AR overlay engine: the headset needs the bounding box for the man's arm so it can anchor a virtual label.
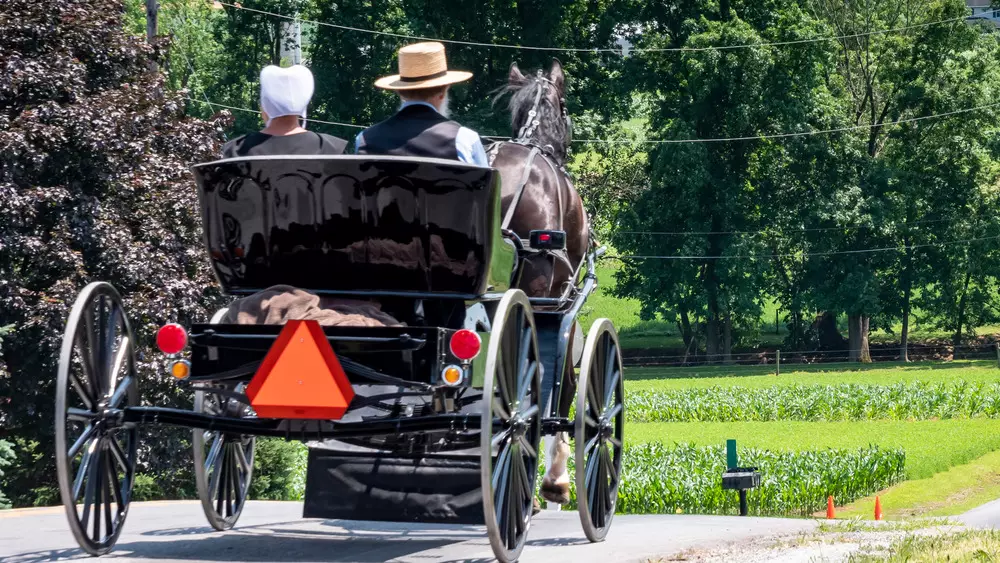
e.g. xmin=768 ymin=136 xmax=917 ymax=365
xmin=353 ymin=131 xmax=366 ymax=154
xmin=456 ymin=127 xmax=490 ymax=167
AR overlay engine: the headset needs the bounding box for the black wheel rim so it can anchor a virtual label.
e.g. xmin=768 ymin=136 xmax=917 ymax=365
xmin=482 ymin=293 xmax=541 ymax=562
xmin=576 ymin=323 xmax=624 ymax=541
xmin=193 ymin=389 xmax=255 ymax=531
xmin=56 ymin=283 xmax=138 ymax=555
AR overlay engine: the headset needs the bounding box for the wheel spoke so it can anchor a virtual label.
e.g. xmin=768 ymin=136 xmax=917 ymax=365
xmin=518 ymin=403 xmax=539 ymax=421
xmin=91 ymin=446 xmax=104 ymax=542
xmin=602 ymin=445 xmax=619 ymax=484
xmin=515 ymin=329 xmax=533 ymax=400
xmin=70 ymin=372 xmax=95 ymax=411
xmin=68 ymin=425 xmax=98 ymax=459
xmin=234 ymin=441 xmax=252 ymax=477
xmin=609 ymin=435 xmax=623 ymax=449
xmin=513 ymin=450 xmax=532 ymax=502
xmin=517 ymin=435 xmax=537 ymax=460
xmin=585 ymin=413 xmax=599 ymax=428
xmin=585 ymin=449 xmax=599 ymax=514
xmin=96 ymin=296 xmax=110 ymax=396
xmin=81 ymin=304 xmax=99 ymax=392
xmin=583 ymin=434 xmax=600 ymax=456
xmin=603 ymin=368 xmax=621 ymax=409
xmin=491 ymin=441 xmax=512 ymax=492
xmin=492 ymin=397 xmax=511 ymax=421
xmin=587 ymin=371 xmax=603 ymax=414
xmin=109 ymin=375 xmax=133 ymax=409
xmin=73 ymin=447 xmax=95 ymax=501
xmin=102 ymin=451 xmax=114 ymax=540
xmin=491 ymin=428 xmax=511 ymax=450
xmin=107 ymin=435 xmax=130 ymax=475
xmin=603 ymin=402 xmax=623 ymax=423
xmin=227 ymin=447 xmax=239 ymax=516
xmin=204 ymin=434 xmax=224 ymax=474
xmin=104 ymin=452 xmax=122 ymax=513
xmin=493 ymin=451 xmax=510 ymax=526
xmin=67 ymin=408 xmax=97 ymax=422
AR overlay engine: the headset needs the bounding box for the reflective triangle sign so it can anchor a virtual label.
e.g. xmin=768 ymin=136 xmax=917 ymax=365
xmin=246 ymin=320 xmax=355 ymax=420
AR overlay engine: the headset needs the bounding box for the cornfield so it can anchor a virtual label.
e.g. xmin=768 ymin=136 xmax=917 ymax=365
xmin=542 ymin=443 xmax=906 ymax=516
xmin=628 ymin=381 xmax=1000 ymax=423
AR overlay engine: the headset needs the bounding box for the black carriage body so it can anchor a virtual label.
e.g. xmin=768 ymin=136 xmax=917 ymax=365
xmin=192 ymin=155 xmax=516 ymax=298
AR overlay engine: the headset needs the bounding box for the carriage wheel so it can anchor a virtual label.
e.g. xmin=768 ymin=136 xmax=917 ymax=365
xmin=575 ymin=319 xmax=624 ymax=542
xmin=193 ymin=308 xmax=255 ymax=531
xmin=55 ymin=282 xmax=139 ymax=555
xmin=480 ymin=290 xmax=542 ymax=563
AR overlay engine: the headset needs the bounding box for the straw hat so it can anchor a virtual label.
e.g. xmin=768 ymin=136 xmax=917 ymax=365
xmin=375 ymin=42 xmax=473 ymax=90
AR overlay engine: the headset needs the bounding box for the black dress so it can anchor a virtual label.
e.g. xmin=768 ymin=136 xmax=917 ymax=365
xmin=221 ymin=131 xmax=348 ymax=158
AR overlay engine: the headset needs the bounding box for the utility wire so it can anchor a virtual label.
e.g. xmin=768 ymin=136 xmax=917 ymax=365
xmin=609 ymin=234 xmax=1000 ymax=260
xmin=214 ymin=1 xmax=972 ymax=54
xmin=187 ymin=97 xmax=1000 ymax=144
xmin=617 ymin=217 xmax=957 ymax=236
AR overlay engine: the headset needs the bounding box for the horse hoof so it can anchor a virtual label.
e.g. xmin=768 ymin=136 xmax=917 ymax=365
xmin=532 ymin=497 xmax=541 ymax=516
xmin=540 ymin=478 xmax=570 ymax=505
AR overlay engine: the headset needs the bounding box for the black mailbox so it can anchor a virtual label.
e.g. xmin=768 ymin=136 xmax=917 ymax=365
xmin=722 ymin=466 xmax=761 ymax=516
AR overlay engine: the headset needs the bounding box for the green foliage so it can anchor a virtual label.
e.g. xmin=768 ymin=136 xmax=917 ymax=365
xmin=552 ymin=443 xmax=904 ymax=517
xmin=629 ymin=381 xmax=1000 ymax=423
xmin=0 ymin=440 xmax=13 ymax=509
xmin=132 ymin=473 xmax=165 ymax=502
xmin=0 ymin=0 xmax=228 ymax=507
xmin=250 ymin=439 xmax=307 ymax=501
xmin=635 ymin=419 xmax=1000 ymax=480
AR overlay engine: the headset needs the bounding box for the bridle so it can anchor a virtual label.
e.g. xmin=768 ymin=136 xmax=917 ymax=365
xmin=513 ymin=69 xmax=572 ymax=151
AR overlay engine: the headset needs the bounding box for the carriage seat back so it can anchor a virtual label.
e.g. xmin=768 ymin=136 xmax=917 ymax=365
xmin=191 ymin=155 xmax=514 ymax=297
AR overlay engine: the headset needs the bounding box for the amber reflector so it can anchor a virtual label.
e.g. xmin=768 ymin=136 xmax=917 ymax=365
xmin=442 ymin=365 xmax=463 ymax=386
xmin=170 ymin=360 xmax=190 ymax=379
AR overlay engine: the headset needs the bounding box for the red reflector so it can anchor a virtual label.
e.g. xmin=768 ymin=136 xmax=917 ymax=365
xmin=246 ymin=320 xmax=355 ymax=420
xmin=540 ymin=233 xmax=551 ymax=242
xmin=156 ymin=323 xmax=187 ymax=355
xmin=450 ymin=329 xmax=482 ymax=361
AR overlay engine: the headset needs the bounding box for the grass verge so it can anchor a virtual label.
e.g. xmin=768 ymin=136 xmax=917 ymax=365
xmin=628 ymin=419 xmax=1000 ymax=479
xmin=847 ymin=529 xmax=1000 ymax=562
xmin=625 ymin=361 xmax=1000 ymax=392
xmin=835 ymin=449 xmax=1000 ymax=520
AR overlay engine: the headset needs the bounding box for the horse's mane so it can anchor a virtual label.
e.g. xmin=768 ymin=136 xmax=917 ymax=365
xmin=493 ymin=72 xmax=571 ymax=163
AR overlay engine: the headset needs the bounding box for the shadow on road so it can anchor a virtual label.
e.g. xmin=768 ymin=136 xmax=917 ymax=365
xmin=2 ymin=521 xmax=487 ymax=563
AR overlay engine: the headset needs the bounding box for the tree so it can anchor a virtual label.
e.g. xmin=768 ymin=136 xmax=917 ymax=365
xmin=0 ymin=0 xmax=227 ymax=506
xmin=613 ymin=0 xmax=839 ymax=361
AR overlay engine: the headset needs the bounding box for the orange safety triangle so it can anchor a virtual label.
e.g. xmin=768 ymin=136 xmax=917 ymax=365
xmin=246 ymin=320 xmax=355 ymax=420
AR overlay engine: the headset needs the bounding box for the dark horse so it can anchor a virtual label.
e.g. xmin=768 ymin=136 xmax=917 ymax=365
xmin=490 ymin=59 xmax=589 ymax=505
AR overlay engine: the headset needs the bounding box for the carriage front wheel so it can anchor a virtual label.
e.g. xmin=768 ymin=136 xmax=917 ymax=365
xmin=480 ymin=289 xmax=542 ymax=563
xmin=55 ymin=282 xmax=140 ymax=555
xmin=575 ymin=318 xmax=625 ymax=542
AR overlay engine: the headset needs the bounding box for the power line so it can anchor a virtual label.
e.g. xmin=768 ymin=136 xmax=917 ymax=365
xmin=215 ymin=1 xmax=971 ymax=54
xmin=608 ymin=234 xmax=1000 ymax=260
xmin=187 ymin=97 xmax=1000 ymax=144
xmin=617 ymin=218 xmax=956 ymax=236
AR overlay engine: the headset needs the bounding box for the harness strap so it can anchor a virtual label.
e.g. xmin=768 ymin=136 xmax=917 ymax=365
xmin=501 ymin=145 xmax=540 ymax=230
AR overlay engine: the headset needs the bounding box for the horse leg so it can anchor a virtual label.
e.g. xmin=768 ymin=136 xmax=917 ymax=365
xmin=540 ymin=325 xmax=578 ymax=505
xmin=540 ymin=431 xmax=571 ymax=504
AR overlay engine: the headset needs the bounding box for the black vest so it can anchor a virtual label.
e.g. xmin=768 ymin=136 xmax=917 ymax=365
xmin=358 ymin=104 xmax=462 ymax=160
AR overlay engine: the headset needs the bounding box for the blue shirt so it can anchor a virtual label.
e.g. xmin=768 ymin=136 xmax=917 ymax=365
xmin=354 ymin=101 xmax=489 ymax=167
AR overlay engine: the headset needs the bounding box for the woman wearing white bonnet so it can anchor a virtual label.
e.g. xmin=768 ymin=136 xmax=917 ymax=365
xmin=222 ymin=64 xmax=347 ymax=157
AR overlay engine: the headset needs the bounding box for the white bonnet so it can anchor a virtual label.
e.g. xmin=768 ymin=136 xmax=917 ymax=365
xmin=260 ymin=64 xmax=314 ymax=121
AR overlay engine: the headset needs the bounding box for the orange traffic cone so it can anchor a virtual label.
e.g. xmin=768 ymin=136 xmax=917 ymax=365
xmin=826 ymin=496 xmax=835 ymax=519
xmin=874 ymin=496 xmax=883 ymax=520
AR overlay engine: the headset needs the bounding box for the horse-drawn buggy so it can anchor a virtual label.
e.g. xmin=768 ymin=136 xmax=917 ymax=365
xmin=54 ymin=153 xmax=624 ymax=562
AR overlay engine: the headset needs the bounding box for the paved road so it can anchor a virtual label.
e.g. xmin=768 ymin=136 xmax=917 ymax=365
xmin=0 ymin=501 xmax=816 ymax=563
xmin=960 ymin=499 xmax=1000 ymax=529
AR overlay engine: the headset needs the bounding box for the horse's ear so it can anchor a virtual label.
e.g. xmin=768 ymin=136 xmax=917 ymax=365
xmin=550 ymin=59 xmax=565 ymax=91
xmin=508 ymin=63 xmax=525 ymax=84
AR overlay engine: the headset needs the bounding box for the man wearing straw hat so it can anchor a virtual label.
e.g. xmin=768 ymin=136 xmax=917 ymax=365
xmin=355 ymin=42 xmax=488 ymax=166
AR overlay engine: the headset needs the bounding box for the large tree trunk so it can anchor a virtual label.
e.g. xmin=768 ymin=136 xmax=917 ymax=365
xmin=954 ymin=270 xmax=973 ymax=346
xmin=705 ymin=314 xmax=721 ymax=363
xmin=723 ymin=311 xmax=733 ymax=364
xmin=848 ymin=314 xmax=872 ymax=363
xmin=679 ymin=308 xmax=693 ymax=349
xmin=900 ymin=242 xmax=913 ymax=362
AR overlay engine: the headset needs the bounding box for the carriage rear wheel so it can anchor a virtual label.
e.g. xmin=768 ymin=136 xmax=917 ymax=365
xmin=55 ymin=282 xmax=139 ymax=555
xmin=480 ymin=290 xmax=542 ymax=563
xmin=575 ymin=318 xmax=624 ymax=542
xmin=192 ymin=307 xmax=256 ymax=531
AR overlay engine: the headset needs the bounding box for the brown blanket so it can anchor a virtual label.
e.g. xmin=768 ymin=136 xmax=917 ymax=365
xmin=223 ymin=285 xmax=402 ymax=327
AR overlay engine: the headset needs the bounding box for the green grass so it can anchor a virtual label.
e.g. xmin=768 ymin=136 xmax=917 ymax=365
xmin=846 ymin=529 xmax=1000 ymax=562
xmin=628 ymin=419 xmax=1000 ymax=480
xmin=625 ymin=361 xmax=1000 ymax=392
xmin=837 ymin=449 xmax=1000 ymax=520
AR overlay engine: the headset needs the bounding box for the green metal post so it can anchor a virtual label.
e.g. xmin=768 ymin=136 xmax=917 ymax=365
xmin=726 ymin=439 xmax=738 ymax=470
